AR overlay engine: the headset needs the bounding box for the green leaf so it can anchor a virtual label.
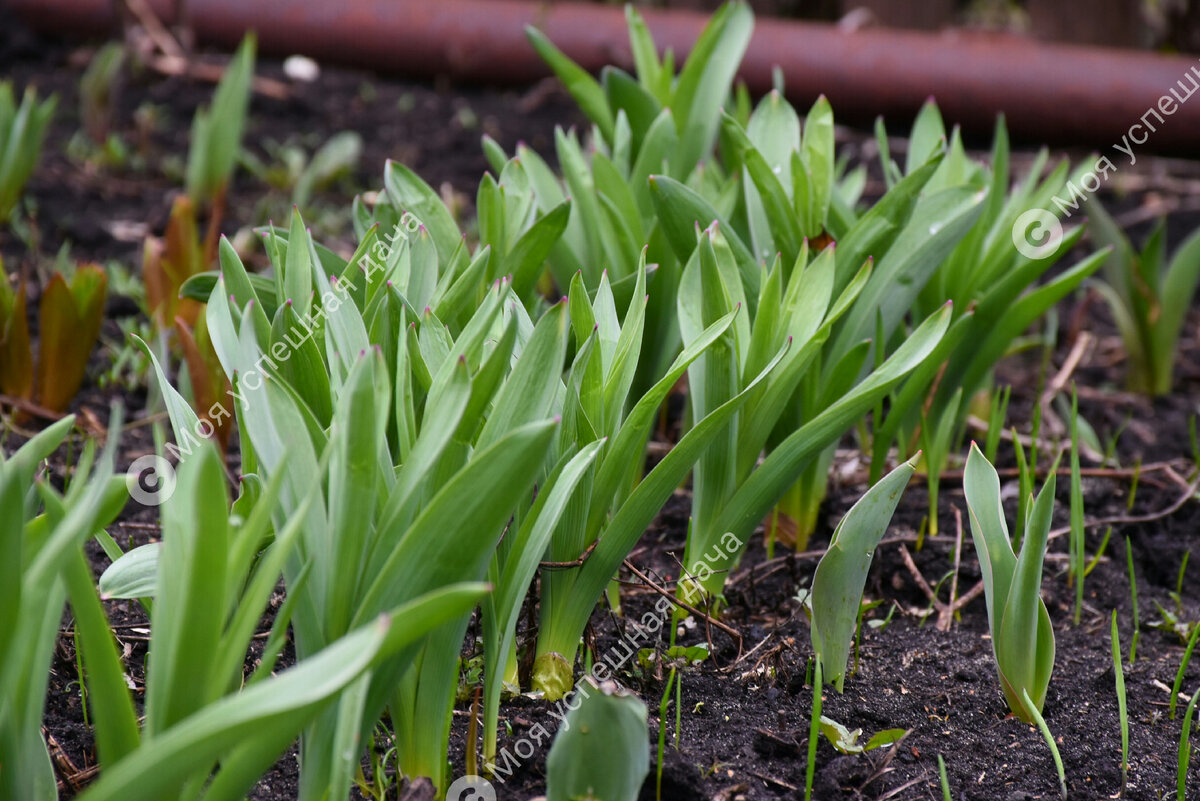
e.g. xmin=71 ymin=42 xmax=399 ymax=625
xmin=811 ymin=456 xmax=918 ymax=690
xmin=603 ymin=67 xmax=661 ymax=155
xmin=1153 ymin=226 xmax=1200 ymax=394
xmin=626 ymin=5 xmax=662 ymax=100
xmin=801 ymin=96 xmax=835 ymax=234
xmin=905 ymin=98 xmax=945 ymax=176
xmin=144 ymin=443 xmax=231 ymax=736
xmin=545 ymin=678 xmax=650 ymax=801
xmin=864 ymin=727 xmax=907 ymax=751
xmin=526 ymin=26 xmax=615 ymax=143
xmin=648 ymin=174 xmax=759 ymax=303
xmin=283 ymin=207 xmax=313 ymax=319
xmin=669 ymin=1 xmax=753 ymax=180
xmin=64 ymin=546 xmax=141 ymax=767
xmin=964 ymin=444 xmax=1056 ymax=723
xmin=507 ymin=199 xmax=572 ymax=300
xmin=711 ymin=303 xmax=951 ymax=564
xmin=98 ymin=542 xmax=159 ymax=600
xmin=384 ymin=160 xmax=461 ymax=264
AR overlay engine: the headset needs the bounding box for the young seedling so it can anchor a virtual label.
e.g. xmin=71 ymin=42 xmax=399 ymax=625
xmin=1126 ymin=536 xmax=1141 ymax=664
xmin=0 ymin=81 xmax=56 ymax=221
xmin=1171 ymin=623 xmax=1200 ymax=721
xmin=817 ymin=717 xmax=905 ymax=754
xmin=186 ymin=34 xmax=255 ymax=211
xmin=937 ymin=754 xmax=952 ymax=801
xmin=964 ymin=443 xmax=1057 ymax=723
xmin=810 ymin=455 xmax=919 ymax=689
xmin=1069 ymin=384 xmax=1084 ymax=624
xmin=1180 ymin=685 xmax=1200 ymax=801
xmin=1084 ymin=526 xmax=1113 ymax=578
xmin=1112 ymin=611 xmax=1129 ymax=796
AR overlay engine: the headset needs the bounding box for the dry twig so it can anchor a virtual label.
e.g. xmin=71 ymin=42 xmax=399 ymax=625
xmin=898 ymin=542 xmax=985 ymax=631
xmin=621 ymin=559 xmax=742 ymax=661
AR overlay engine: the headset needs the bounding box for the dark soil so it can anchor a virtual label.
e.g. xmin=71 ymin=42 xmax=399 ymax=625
xmin=6 ymin=8 xmax=1200 ymax=801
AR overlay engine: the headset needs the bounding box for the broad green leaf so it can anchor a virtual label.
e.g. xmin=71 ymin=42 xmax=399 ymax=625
xmin=507 ymin=199 xmax=572 ymax=299
xmin=98 ymin=542 xmax=159 ymax=600
xmin=144 ymin=443 xmax=231 ymax=736
xmin=811 ymin=456 xmax=918 ymax=690
xmin=602 ymin=67 xmax=661 ymax=153
xmin=648 ymin=174 xmax=759 ymax=302
xmin=801 ymin=95 xmax=835 ymax=235
xmin=545 ymin=679 xmax=649 ymax=801
xmin=905 ymin=98 xmax=945 ymax=176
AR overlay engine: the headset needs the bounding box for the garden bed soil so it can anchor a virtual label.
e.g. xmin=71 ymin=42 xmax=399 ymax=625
xmin=6 ymin=9 xmax=1200 ymax=801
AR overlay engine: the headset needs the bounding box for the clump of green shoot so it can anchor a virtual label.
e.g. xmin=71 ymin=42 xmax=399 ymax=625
xmin=963 ymin=443 xmax=1057 ymax=723
xmin=186 ymin=34 xmax=254 ymax=210
xmin=1086 ymin=197 xmax=1200 ymax=396
xmin=0 ymin=81 xmax=56 ymax=221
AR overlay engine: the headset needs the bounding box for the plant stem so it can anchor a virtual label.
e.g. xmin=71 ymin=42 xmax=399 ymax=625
xmin=1022 ymin=688 xmax=1067 ymax=800
xmin=805 ymin=659 xmax=822 ymax=801
xmin=656 ymin=669 xmax=676 ymax=801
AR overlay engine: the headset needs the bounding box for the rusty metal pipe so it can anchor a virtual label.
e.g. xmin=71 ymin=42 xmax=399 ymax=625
xmin=10 ymin=0 xmax=1200 ymax=155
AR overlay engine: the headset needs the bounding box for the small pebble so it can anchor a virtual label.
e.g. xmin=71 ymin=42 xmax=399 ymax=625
xmin=283 ymin=54 xmax=320 ymax=82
